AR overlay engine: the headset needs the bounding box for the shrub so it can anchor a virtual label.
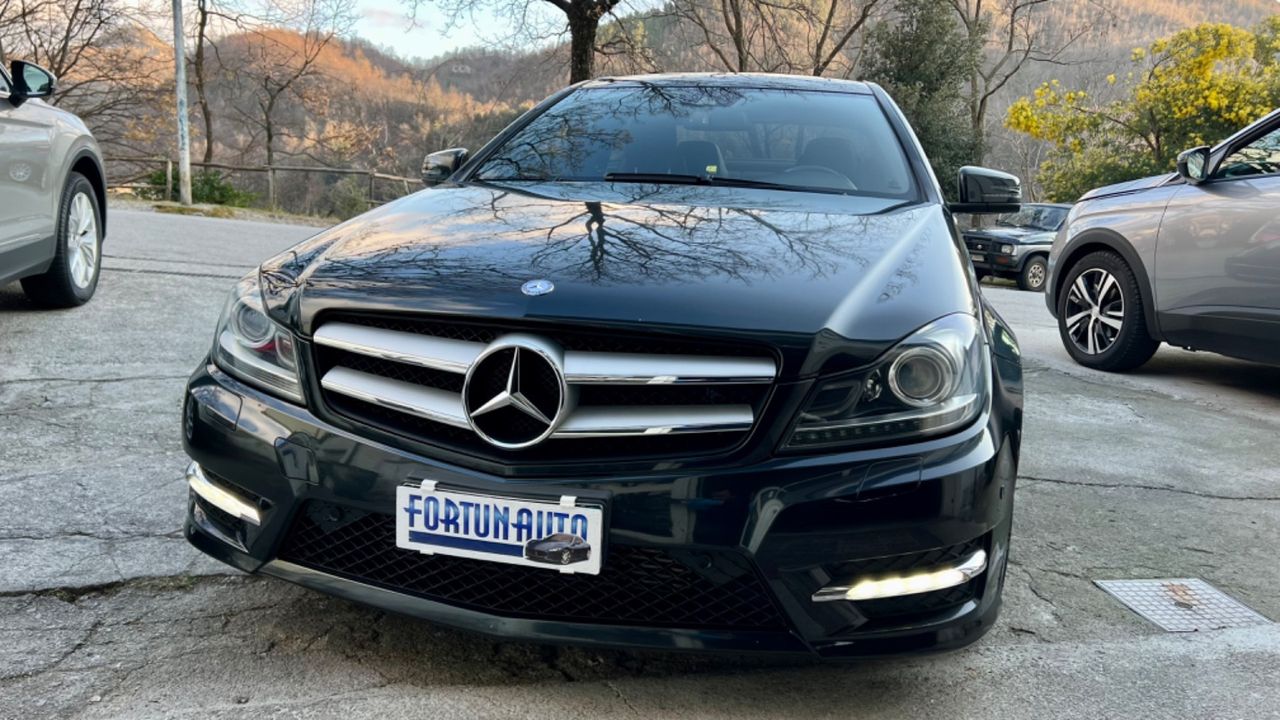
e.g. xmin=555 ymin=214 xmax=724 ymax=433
xmin=143 ymin=169 xmax=256 ymax=207
xmin=328 ymin=175 xmax=369 ymax=219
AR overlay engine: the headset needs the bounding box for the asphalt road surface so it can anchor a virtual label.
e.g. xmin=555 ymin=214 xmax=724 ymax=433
xmin=2 ymin=209 xmax=1278 ymax=719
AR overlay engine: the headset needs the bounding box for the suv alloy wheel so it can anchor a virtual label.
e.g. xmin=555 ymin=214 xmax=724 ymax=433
xmin=1056 ymin=250 xmax=1159 ymax=370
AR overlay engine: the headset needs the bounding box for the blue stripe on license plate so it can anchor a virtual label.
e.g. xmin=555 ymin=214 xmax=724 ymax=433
xmin=407 ymin=530 xmax=524 ymax=557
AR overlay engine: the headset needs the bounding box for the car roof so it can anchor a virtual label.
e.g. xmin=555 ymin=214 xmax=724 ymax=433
xmin=582 ymin=72 xmax=873 ymax=94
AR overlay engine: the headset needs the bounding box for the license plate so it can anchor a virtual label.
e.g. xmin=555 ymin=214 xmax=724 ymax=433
xmin=971 ymin=253 xmax=986 ymax=262
xmin=395 ymin=481 xmax=604 ymax=574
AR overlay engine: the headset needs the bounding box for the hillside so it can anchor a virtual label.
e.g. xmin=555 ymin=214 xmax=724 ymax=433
xmin=60 ymin=0 xmax=1277 ymax=215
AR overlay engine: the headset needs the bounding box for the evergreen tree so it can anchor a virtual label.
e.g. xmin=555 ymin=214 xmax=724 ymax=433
xmin=863 ymin=0 xmax=983 ymax=199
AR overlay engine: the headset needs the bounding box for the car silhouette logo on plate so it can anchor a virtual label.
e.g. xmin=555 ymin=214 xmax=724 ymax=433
xmin=521 ymin=279 xmax=554 ymax=296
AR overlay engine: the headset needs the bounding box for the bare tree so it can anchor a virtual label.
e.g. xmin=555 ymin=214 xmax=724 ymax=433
xmin=191 ymin=0 xmax=247 ymax=163
xmin=403 ymin=0 xmax=624 ymax=83
xmin=0 ymin=0 xmax=47 ymax=65
xmin=226 ymin=0 xmax=356 ymax=170
xmin=3 ymin=0 xmax=171 ymax=154
xmin=946 ymin=0 xmax=1109 ymax=163
xmin=670 ymin=0 xmax=884 ymax=76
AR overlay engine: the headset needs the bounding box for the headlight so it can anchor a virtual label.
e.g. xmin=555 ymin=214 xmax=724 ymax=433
xmin=1000 ymin=244 xmax=1015 ymax=255
xmin=785 ymin=314 xmax=988 ymax=450
xmin=211 ymin=274 xmax=303 ymax=402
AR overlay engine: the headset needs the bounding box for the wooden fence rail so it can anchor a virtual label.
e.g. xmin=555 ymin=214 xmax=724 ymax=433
xmin=105 ymin=157 xmax=423 ymax=208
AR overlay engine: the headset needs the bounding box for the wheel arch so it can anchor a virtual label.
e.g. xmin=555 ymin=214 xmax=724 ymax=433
xmin=1018 ymin=250 xmax=1049 ymax=272
xmin=68 ymin=150 xmax=107 ymax=237
xmin=1052 ymin=231 xmax=1159 ymax=339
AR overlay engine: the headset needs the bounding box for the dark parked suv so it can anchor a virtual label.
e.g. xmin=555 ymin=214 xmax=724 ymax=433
xmin=964 ymin=203 xmax=1069 ymax=291
xmin=1046 ymin=108 xmax=1280 ymax=370
xmin=182 ymin=74 xmax=1025 ymax=658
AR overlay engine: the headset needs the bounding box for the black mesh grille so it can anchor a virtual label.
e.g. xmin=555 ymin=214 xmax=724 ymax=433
xmin=832 ymin=539 xmax=983 ymax=577
xmin=312 ymin=313 xmax=775 ymax=466
xmin=279 ymin=502 xmax=789 ymax=631
xmin=194 ymin=495 xmax=241 ymax=533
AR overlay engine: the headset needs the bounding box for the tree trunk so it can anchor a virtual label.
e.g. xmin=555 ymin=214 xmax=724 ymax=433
xmin=972 ymin=96 xmax=988 ymax=166
xmin=566 ymin=5 xmax=599 ymax=84
xmin=194 ymin=2 xmax=215 ymax=164
xmin=728 ymin=0 xmax=748 ymax=72
xmin=265 ymin=123 xmax=274 ymax=168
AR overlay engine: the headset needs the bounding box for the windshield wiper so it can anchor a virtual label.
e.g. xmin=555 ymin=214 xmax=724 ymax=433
xmin=603 ymin=172 xmax=853 ymax=196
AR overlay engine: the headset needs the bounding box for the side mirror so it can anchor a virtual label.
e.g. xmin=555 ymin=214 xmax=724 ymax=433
xmin=1176 ymin=145 xmax=1211 ymax=184
xmin=951 ymin=166 xmax=1021 ymax=214
xmin=422 ymin=148 xmax=468 ymax=186
xmin=9 ymin=61 xmax=57 ymax=107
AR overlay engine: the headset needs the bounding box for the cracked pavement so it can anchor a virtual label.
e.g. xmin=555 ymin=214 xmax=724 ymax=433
xmin=2 ymin=209 xmax=1279 ymax=719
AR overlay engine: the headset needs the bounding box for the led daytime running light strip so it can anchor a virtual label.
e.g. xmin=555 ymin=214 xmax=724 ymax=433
xmin=811 ymin=549 xmax=988 ymax=603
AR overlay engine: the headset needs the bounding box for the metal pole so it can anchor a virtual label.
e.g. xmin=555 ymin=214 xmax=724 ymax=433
xmin=171 ymin=0 xmax=192 ymax=205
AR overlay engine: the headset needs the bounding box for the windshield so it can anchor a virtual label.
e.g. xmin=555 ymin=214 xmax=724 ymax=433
xmin=474 ymin=85 xmax=918 ymax=200
xmin=996 ymin=205 xmax=1067 ymax=231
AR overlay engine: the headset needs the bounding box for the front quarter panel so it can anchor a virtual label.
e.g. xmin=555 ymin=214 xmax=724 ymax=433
xmin=1045 ymin=185 xmax=1179 ymax=323
xmin=54 ymin=111 xmax=104 ymax=216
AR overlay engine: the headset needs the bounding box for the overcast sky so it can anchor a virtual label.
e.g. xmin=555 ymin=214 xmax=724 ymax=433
xmin=352 ymin=0 xmax=586 ymax=62
xmin=354 ymin=0 xmax=483 ymax=60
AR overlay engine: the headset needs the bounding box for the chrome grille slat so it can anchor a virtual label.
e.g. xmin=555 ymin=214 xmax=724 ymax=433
xmin=321 ymin=366 xmax=470 ymax=428
xmin=562 ymin=352 xmax=774 ymax=385
xmin=320 ymin=367 xmax=756 ymax=437
xmin=554 ymin=405 xmax=754 ymax=436
xmin=313 ymin=323 xmax=776 ymax=385
xmin=315 ymin=322 xmax=482 ymax=374
xmin=313 ymin=318 xmax=776 ymax=452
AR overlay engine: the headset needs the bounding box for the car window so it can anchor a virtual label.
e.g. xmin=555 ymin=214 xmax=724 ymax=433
xmin=474 ymin=85 xmax=918 ymax=200
xmin=996 ymin=205 xmax=1067 ymax=231
xmin=1217 ymin=126 xmax=1280 ymax=180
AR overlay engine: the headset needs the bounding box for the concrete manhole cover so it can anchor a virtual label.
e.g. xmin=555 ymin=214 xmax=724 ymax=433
xmin=1095 ymin=578 xmax=1272 ymax=632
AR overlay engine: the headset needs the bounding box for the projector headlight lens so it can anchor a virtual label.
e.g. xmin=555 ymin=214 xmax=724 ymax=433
xmin=786 ymin=313 xmax=988 ymax=450
xmin=211 ymin=274 xmax=303 ymax=403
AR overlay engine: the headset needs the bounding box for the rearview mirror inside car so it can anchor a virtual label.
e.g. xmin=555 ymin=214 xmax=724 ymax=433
xmin=1176 ymin=145 xmax=1212 ymax=184
xmin=422 ymin=148 xmax=468 ymax=186
xmin=950 ymin=166 xmax=1021 ymax=214
xmin=9 ymin=60 xmax=57 ymax=107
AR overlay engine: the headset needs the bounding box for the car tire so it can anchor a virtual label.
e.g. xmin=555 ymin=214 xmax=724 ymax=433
xmin=1056 ymin=250 xmax=1159 ymax=371
xmin=560 ymin=549 xmax=573 ymax=565
xmin=1017 ymin=256 xmax=1048 ymax=292
xmin=20 ymin=172 xmax=103 ymax=308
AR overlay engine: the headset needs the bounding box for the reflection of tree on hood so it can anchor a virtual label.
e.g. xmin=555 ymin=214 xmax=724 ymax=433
xmin=302 ymin=179 xmax=924 ymax=299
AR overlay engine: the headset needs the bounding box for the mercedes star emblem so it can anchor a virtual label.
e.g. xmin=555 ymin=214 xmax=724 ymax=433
xmin=462 ymin=335 xmax=568 ymax=449
xmin=521 ymin=279 xmax=555 ymax=296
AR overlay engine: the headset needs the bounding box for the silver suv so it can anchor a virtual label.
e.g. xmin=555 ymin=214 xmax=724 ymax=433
xmin=1046 ymin=108 xmax=1280 ymax=370
xmin=0 ymin=60 xmax=106 ymax=307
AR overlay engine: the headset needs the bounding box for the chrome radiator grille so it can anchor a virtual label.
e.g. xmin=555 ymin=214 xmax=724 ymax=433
xmin=311 ymin=314 xmax=778 ymax=464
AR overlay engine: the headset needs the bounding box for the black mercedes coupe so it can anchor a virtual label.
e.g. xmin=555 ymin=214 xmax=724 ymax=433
xmin=181 ymin=73 xmax=1024 ymax=658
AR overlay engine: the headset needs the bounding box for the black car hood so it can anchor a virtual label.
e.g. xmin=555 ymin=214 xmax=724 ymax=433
xmin=1078 ymin=173 xmax=1177 ymax=202
xmin=964 ymin=226 xmax=1054 ymax=244
xmin=261 ymin=182 xmax=976 ymax=376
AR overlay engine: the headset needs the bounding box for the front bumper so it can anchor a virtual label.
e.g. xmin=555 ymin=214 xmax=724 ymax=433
xmin=967 ymin=246 xmax=1021 ymax=275
xmin=183 ymin=361 xmax=1020 ymax=658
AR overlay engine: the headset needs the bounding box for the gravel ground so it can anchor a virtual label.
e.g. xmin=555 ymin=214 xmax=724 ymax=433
xmin=1 ymin=209 xmax=1278 ymax=719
